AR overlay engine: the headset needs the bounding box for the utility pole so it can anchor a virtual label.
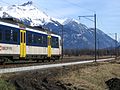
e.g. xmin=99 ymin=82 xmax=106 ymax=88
xmin=78 ymin=14 xmax=97 ymax=62
xmin=94 ymin=14 xmax=97 ymax=62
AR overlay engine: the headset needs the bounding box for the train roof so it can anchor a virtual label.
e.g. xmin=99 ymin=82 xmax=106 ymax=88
xmin=0 ymin=18 xmax=59 ymax=36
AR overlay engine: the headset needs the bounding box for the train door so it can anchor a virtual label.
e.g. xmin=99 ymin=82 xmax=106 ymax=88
xmin=47 ymin=35 xmax=51 ymax=58
xmin=20 ymin=30 xmax=26 ymax=58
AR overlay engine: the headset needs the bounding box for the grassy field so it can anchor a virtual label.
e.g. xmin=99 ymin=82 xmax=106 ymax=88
xmin=56 ymin=61 xmax=120 ymax=90
xmin=0 ymin=59 xmax=120 ymax=90
xmin=0 ymin=79 xmax=15 ymax=90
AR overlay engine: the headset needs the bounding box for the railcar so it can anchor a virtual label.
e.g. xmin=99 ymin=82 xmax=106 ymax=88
xmin=0 ymin=18 xmax=61 ymax=63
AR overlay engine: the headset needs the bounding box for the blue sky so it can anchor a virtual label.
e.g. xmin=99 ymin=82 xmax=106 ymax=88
xmin=0 ymin=0 xmax=120 ymax=35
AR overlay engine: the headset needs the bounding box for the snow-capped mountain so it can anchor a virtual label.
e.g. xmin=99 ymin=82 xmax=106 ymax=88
xmin=0 ymin=1 xmax=117 ymax=49
xmin=0 ymin=1 xmax=62 ymax=26
xmin=44 ymin=19 xmax=116 ymax=49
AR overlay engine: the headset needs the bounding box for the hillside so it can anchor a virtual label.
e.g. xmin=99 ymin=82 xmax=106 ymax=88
xmin=44 ymin=19 xmax=116 ymax=49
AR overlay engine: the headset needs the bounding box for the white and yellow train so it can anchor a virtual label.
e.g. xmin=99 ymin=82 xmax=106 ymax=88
xmin=0 ymin=18 xmax=61 ymax=62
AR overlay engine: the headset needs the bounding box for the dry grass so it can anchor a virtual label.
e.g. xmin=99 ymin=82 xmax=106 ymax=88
xmin=56 ymin=61 xmax=120 ymax=90
xmin=63 ymin=55 xmax=114 ymax=61
xmin=0 ymin=58 xmax=119 ymax=90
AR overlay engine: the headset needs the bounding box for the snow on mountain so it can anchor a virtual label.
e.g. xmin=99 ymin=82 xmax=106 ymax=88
xmin=52 ymin=18 xmax=66 ymax=25
xmin=0 ymin=1 xmax=79 ymax=26
xmin=0 ymin=1 xmax=117 ymax=49
xmin=44 ymin=19 xmax=116 ymax=49
xmin=0 ymin=1 xmax=62 ymax=26
xmin=63 ymin=18 xmax=80 ymax=25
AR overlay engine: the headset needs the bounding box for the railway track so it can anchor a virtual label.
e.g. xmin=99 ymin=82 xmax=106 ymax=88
xmin=0 ymin=58 xmax=115 ymax=74
xmin=0 ymin=60 xmax=59 ymax=69
xmin=0 ymin=57 xmax=115 ymax=69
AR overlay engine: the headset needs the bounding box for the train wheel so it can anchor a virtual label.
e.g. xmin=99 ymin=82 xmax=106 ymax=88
xmin=48 ymin=59 xmax=50 ymax=62
xmin=53 ymin=59 xmax=55 ymax=62
xmin=0 ymin=57 xmax=6 ymax=64
xmin=36 ymin=60 xmax=39 ymax=63
xmin=55 ymin=56 xmax=60 ymax=60
xmin=42 ymin=60 xmax=44 ymax=62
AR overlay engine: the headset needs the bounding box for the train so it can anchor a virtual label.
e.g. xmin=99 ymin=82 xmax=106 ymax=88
xmin=0 ymin=18 xmax=62 ymax=63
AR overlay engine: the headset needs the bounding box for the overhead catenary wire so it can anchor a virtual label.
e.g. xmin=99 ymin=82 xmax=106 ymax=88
xmin=0 ymin=0 xmax=11 ymax=5
xmin=63 ymin=0 xmax=96 ymax=13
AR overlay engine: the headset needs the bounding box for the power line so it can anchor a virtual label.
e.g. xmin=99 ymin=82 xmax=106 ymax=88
xmin=64 ymin=0 xmax=96 ymax=13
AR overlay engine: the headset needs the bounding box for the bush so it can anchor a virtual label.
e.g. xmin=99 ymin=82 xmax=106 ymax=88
xmin=0 ymin=79 xmax=15 ymax=90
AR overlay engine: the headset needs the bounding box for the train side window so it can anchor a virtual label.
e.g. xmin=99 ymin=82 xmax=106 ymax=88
xmin=0 ymin=30 xmax=2 ymax=41
xmin=38 ymin=35 xmax=42 ymax=44
xmin=5 ymin=30 xmax=11 ymax=42
xmin=28 ymin=33 xmax=32 ymax=44
xmin=52 ymin=37 xmax=59 ymax=48
xmin=32 ymin=34 xmax=34 ymax=44
xmin=43 ymin=36 xmax=47 ymax=46
xmin=13 ymin=31 xmax=18 ymax=42
xmin=43 ymin=36 xmax=47 ymax=43
xmin=34 ymin=34 xmax=37 ymax=44
xmin=33 ymin=34 xmax=42 ymax=45
xmin=56 ymin=38 xmax=59 ymax=47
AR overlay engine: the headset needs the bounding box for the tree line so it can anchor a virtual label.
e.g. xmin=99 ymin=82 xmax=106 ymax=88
xmin=63 ymin=48 xmax=118 ymax=57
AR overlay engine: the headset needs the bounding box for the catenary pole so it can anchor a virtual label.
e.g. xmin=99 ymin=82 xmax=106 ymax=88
xmin=78 ymin=13 xmax=97 ymax=62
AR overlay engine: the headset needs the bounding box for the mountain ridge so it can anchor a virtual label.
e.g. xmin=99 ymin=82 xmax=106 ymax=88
xmin=0 ymin=1 xmax=117 ymax=49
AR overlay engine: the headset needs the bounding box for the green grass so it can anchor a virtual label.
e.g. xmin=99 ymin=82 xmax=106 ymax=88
xmin=0 ymin=79 xmax=15 ymax=90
